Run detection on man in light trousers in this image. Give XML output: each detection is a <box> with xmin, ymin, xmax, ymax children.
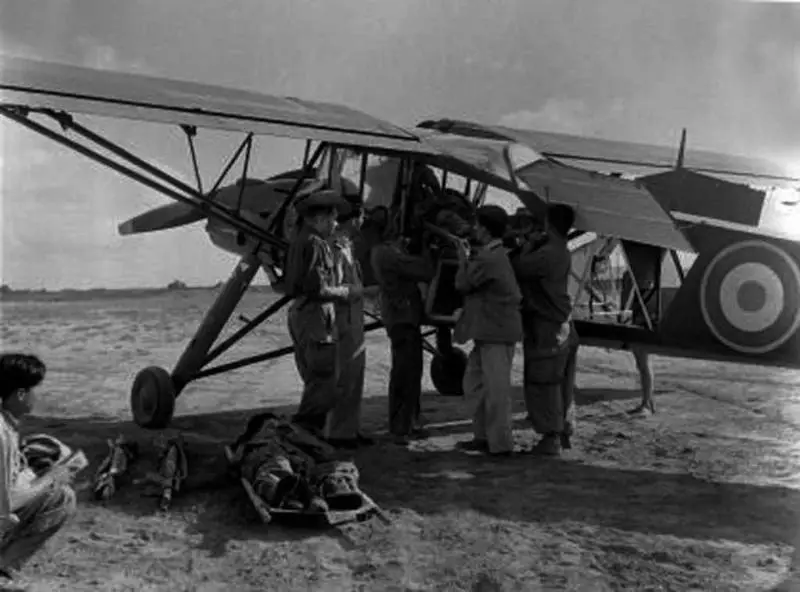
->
<box><xmin>453</xmin><ymin>205</ymin><xmax>523</xmax><ymax>456</ymax></box>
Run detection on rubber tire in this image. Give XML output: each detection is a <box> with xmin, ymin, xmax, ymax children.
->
<box><xmin>430</xmin><ymin>349</ymin><xmax>468</xmax><ymax>397</ymax></box>
<box><xmin>130</xmin><ymin>366</ymin><xmax>176</xmax><ymax>430</ymax></box>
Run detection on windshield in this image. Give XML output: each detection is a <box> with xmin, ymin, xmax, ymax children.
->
<box><xmin>316</xmin><ymin>146</ymin><xmax>401</xmax><ymax>210</ymax></box>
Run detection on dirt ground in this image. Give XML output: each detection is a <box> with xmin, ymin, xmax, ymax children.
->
<box><xmin>3</xmin><ymin>290</ymin><xmax>800</xmax><ymax>591</ymax></box>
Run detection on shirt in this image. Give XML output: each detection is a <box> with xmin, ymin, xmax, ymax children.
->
<box><xmin>453</xmin><ymin>240</ymin><xmax>523</xmax><ymax>345</ymax></box>
<box><xmin>370</xmin><ymin>241</ymin><xmax>435</xmax><ymax>330</ymax></box>
<box><xmin>0</xmin><ymin>412</ymin><xmax>22</xmax><ymax>516</ymax></box>
<box><xmin>283</xmin><ymin>225</ymin><xmax>351</xmax><ymax>342</ymax></box>
<box><xmin>512</xmin><ymin>232</ymin><xmax>573</xmax><ymax>325</ymax></box>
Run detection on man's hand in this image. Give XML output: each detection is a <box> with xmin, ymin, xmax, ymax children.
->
<box><xmin>456</xmin><ymin>239</ymin><xmax>470</xmax><ymax>261</ymax></box>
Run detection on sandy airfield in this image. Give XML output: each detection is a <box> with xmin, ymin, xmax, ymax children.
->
<box><xmin>2</xmin><ymin>288</ymin><xmax>800</xmax><ymax>591</ymax></box>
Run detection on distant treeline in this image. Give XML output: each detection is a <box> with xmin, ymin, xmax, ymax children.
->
<box><xmin>0</xmin><ymin>283</ymin><xmax>274</xmax><ymax>303</ymax></box>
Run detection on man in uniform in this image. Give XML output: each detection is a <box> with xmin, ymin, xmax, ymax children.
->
<box><xmin>283</xmin><ymin>190</ymin><xmax>363</xmax><ymax>434</ymax></box>
<box><xmin>0</xmin><ymin>353</ymin><xmax>78</xmax><ymax>584</ymax></box>
<box><xmin>324</xmin><ymin>201</ymin><xmax>375</xmax><ymax>448</ymax></box>
<box><xmin>370</xmin><ymin>217</ymin><xmax>436</xmax><ymax>445</ymax></box>
<box><xmin>511</xmin><ymin>204</ymin><xmax>579</xmax><ymax>456</ymax></box>
<box><xmin>453</xmin><ymin>205</ymin><xmax>523</xmax><ymax>456</ymax></box>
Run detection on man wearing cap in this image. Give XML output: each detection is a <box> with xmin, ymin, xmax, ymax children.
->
<box><xmin>370</xmin><ymin>216</ymin><xmax>436</xmax><ymax>445</ymax></box>
<box><xmin>324</xmin><ymin>200</ymin><xmax>375</xmax><ymax>448</ymax></box>
<box><xmin>511</xmin><ymin>203</ymin><xmax>579</xmax><ymax>457</ymax></box>
<box><xmin>454</xmin><ymin>205</ymin><xmax>523</xmax><ymax>457</ymax></box>
<box><xmin>283</xmin><ymin>190</ymin><xmax>363</xmax><ymax>434</ymax></box>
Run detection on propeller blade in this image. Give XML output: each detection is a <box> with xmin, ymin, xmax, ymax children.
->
<box><xmin>118</xmin><ymin>202</ymin><xmax>206</xmax><ymax>236</ymax></box>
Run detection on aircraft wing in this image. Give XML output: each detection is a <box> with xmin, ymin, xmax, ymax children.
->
<box><xmin>515</xmin><ymin>158</ymin><xmax>696</xmax><ymax>253</ymax></box>
<box><xmin>0</xmin><ymin>55</ymin><xmax>432</xmax><ymax>153</ymax></box>
<box><xmin>418</xmin><ymin>129</ymin><xmax>695</xmax><ymax>253</ymax></box>
<box><xmin>417</xmin><ymin>130</ymin><xmax>522</xmax><ymax>193</ymax></box>
<box><xmin>418</xmin><ymin>119</ymin><xmax>799</xmax><ymax>183</ymax></box>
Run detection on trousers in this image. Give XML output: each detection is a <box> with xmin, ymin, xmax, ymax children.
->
<box><xmin>0</xmin><ymin>484</ymin><xmax>76</xmax><ymax>573</ymax></box>
<box><xmin>325</xmin><ymin>318</ymin><xmax>366</xmax><ymax>440</ymax></box>
<box><xmin>523</xmin><ymin>317</ymin><xmax>578</xmax><ymax>436</ymax></box>
<box><xmin>463</xmin><ymin>342</ymin><xmax>516</xmax><ymax>454</ymax></box>
<box><xmin>387</xmin><ymin>323</ymin><xmax>423</xmax><ymax>437</ymax></box>
<box><xmin>288</xmin><ymin>307</ymin><xmax>340</xmax><ymax>432</ymax></box>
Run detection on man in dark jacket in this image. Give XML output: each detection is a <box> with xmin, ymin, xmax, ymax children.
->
<box><xmin>512</xmin><ymin>204</ymin><xmax>579</xmax><ymax>456</ymax></box>
<box><xmin>370</xmin><ymin>219</ymin><xmax>435</xmax><ymax>445</ymax></box>
<box><xmin>453</xmin><ymin>205</ymin><xmax>523</xmax><ymax>456</ymax></box>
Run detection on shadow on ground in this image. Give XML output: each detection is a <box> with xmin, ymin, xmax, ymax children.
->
<box><xmin>26</xmin><ymin>393</ymin><xmax>800</xmax><ymax>558</ymax></box>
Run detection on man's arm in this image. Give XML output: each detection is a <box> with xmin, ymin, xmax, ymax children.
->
<box><xmin>455</xmin><ymin>252</ymin><xmax>492</xmax><ymax>294</ymax></box>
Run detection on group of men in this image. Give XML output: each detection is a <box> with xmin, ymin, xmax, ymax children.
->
<box><xmin>283</xmin><ymin>185</ymin><xmax>586</xmax><ymax>457</ymax></box>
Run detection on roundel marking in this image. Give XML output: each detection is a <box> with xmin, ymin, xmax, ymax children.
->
<box><xmin>699</xmin><ymin>240</ymin><xmax>800</xmax><ymax>355</ymax></box>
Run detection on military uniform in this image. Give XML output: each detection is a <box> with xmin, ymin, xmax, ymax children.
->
<box><xmin>454</xmin><ymin>239</ymin><xmax>523</xmax><ymax>455</ymax></box>
<box><xmin>283</xmin><ymin>192</ymin><xmax>352</xmax><ymax>433</ymax></box>
<box><xmin>324</xmin><ymin>228</ymin><xmax>367</xmax><ymax>443</ymax></box>
<box><xmin>234</xmin><ymin>414</ymin><xmax>362</xmax><ymax>513</ymax></box>
<box><xmin>511</xmin><ymin>231</ymin><xmax>579</xmax><ymax>453</ymax></box>
<box><xmin>370</xmin><ymin>240</ymin><xmax>435</xmax><ymax>440</ymax></box>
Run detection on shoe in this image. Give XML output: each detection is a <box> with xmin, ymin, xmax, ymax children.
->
<box><xmin>488</xmin><ymin>450</ymin><xmax>513</xmax><ymax>457</ymax></box>
<box><xmin>560</xmin><ymin>433</ymin><xmax>572</xmax><ymax>450</ymax></box>
<box><xmin>529</xmin><ymin>435</ymin><xmax>561</xmax><ymax>457</ymax></box>
<box><xmin>356</xmin><ymin>433</ymin><xmax>375</xmax><ymax>446</ymax></box>
<box><xmin>457</xmin><ymin>439</ymin><xmax>489</xmax><ymax>452</ymax></box>
<box><xmin>391</xmin><ymin>434</ymin><xmax>410</xmax><ymax>446</ymax></box>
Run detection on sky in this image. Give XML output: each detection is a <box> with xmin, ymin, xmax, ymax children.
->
<box><xmin>1</xmin><ymin>0</ymin><xmax>799</xmax><ymax>289</ymax></box>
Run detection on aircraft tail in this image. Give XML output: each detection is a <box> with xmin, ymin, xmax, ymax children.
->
<box><xmin>659</xmin><ymin>221</ymin><xmax>800</xmax><ymax>364</ymax></box>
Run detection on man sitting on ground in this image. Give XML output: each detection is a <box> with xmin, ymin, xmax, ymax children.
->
<box><xmin>0</xmin><ymin>353</ymin><xmax>78</xmax><ymax>583</ymax></box>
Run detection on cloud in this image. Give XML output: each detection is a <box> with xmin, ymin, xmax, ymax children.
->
<box><xmin>498</xmin><ymin>98</ymin><xmax>627</xmax><ymax>137</ymax></box>
<box><xmin>74</xmin><ymin>35</ymin><xmax>155</xmax><ymax>75</ymax></box>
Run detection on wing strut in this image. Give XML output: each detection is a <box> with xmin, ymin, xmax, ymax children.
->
<box><xmin>181</xmin><ymin>125</ymin><xmax>204</xmax><ymax>194</ymax></box>
<box><xmin>0</xmin><ymin>106</ymin><xmax>286</xmax><ymax>251</ymax></box>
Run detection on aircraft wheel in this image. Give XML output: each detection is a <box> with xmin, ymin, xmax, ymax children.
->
<box><xmin>130</xmin><ymin>366</ymin><xmax>176</xmax><ymax>430</ymax></box>
<box><xmin>430</xmin><ymin>349</ymin><xmax>468</xmax><ymax>397</ymax></box>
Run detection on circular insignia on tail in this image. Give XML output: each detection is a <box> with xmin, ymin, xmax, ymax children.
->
<box><xmin>700</xmin><ymin>240</ymin><xmax>800</xmax><ymax>354</ymax></box>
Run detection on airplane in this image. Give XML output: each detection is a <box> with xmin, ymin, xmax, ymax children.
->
<box><xmin>418</xmin><ymin>119</ymin><xmax>800</xmax><ymax>371</ymax></box>
<box><xmin>0</xmin><ymin>55</ymin><xmax>791</xmax><ymax>432</ymax></box>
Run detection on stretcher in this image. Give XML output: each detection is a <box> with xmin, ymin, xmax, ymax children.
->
<box><xmin>223</xmin><ymin>439</ymin><xmax>390</xmax><ymax>529</ymax></box>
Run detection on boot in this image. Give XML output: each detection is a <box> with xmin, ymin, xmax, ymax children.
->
<box><xmin>292</xmin><ymin>476</ymin><xmax>329</xmax><ymax>514</ymax></box>
<box><xmin>530</xmin><ymin>433</ymin><xmax>561</xmax><ymax>457</ymax></box>
<box><xmin>316</xmin><ymin>461</ymin><xmax>364</xmax><ymax>511</ymax></box>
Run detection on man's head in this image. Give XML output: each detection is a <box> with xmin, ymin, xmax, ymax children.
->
<box><xmin>474</xmin><ymin>205</ymin><xmax>509</xmax><ymax>245</ymax></box>
<box><xmin>295</xmin><ymin>190</ymin><xmax>347</xmax><ymax>239</ymax></box>
<box><xmin>547</xmin><ymin>204</ymin><xmax>576</xmax><ymax>238</ymax></box>
<box><xmin>336</xmin><ymin>200</ymin><xmax>365</xmax><ymax>234</ymax></box>
<box><xmin>0</xmin><ymin>353</ymin><xmax>45</xmax><ymax>418</ymax></box>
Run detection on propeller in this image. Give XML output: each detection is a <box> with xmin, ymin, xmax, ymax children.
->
<box><xmin>118</xmin><ymin>202</ymin><xmax>205</xmax><ymax>235</ymax></box>
<box><xmin>117</xmin><ymin>171</ymin><xmax>322</xmax><ymax>237</ymax></box>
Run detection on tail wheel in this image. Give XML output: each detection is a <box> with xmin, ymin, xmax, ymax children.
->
<box><xmin>430</xmin><ymin>349</ymin><xmax>468</xmax><ymax>397</ymax></box>
<box><xmin>131</xmin><ymin>366</ymin><xmax>176</xmax><ymax>429</ymax></box>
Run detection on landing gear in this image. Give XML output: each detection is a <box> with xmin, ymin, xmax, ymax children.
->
<box><xmin>131</xmin><ymin>366</ymin><xmax>176</xmax><ymax>429</ymax></box>
<box><xmin>429</xmin><ymin>327</ymin><xmax>468</xmax><ymax>397</ymax></box>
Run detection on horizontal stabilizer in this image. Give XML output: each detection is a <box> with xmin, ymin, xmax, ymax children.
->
<box><xmin>118</xmin><ymin>202</ymin><xmax>205</xmax><ymax>235</ymax></box>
